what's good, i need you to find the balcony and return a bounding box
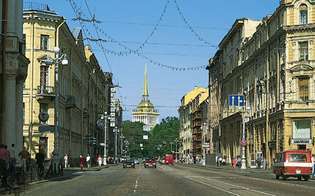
[36,86,55,102]
[66,96,76,109]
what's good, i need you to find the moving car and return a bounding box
[123,159,136,168]
[273,150,312,181]
[144,158,157,168]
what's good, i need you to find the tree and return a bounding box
[147,117,180,158]
[122,121,144,158]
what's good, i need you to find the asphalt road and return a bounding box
[17,164,315,196]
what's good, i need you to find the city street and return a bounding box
[19,164,315,196]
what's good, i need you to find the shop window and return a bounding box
[293,120,311,139]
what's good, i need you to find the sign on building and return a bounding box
[228,95,244,107]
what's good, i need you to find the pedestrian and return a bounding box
[0,144,10,188]
[35,148,45,178]
[86,154,91,168]
[97,155,102,167]
[8,144,16,178]
[79,154,84,171]
[64,154,68,168]
[18,147,30,173]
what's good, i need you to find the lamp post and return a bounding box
[101,112,109,166]
[40,47,68,174]
[241,91,247,170]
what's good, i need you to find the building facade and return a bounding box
[178,87,207,161]
[132,65,159,131]
[208,0,315,167]
[23,5,112,161]
[0,0,29,157]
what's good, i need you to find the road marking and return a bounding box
[199,176,276,196]
[186,176,240,196]
[133,175,140,193]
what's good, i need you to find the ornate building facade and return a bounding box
[132,66,159,131]
[208,0,315,167]
[23,4,112,160]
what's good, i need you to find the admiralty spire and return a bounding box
[132,65,159,131]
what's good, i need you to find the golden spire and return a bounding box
[143,64,149,97]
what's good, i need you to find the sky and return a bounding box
[28,0,280,120]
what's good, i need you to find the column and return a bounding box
[2,74,17,149]
[16,79,24,157]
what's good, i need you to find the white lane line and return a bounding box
[133,176,140,193]
[199,176,276,196]
[186,176,240,196]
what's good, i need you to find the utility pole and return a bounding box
[114,127,118,163]
[103,112,107,166]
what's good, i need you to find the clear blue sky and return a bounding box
[32,0,279,120]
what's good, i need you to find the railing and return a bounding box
[36,86,55,96]
[23,1,53,12]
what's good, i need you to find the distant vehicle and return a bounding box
[273,150,312,181]
[164,154,174,165]
[144,158,157,168]
[134,159,140,164]
[123,159,136,168]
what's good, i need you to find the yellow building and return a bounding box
[23,4,111,161]
[178,87,207,160]
[209,0,315,167]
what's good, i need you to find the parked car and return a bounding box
[123,159,136,168]
[273,150,312,181]
[134,159,140,165]
[144,158,157,168]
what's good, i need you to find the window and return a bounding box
[288,154,307,162]
[293,120,311,139]
[298,77,309,101]
[300,4,308,25]
[40,34,49,50]
[299,41,308,61]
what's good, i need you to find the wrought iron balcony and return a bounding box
[36,85,55,98]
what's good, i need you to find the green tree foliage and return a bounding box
[147,117,180,158]
[122,117,179,159]
[122,121,144,158]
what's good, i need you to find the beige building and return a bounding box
[178,87,207,160]
[209,0,315,167]
[23,5,111,161]
[0,0,29,157]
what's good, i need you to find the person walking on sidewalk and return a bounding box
[64,154,68,168]
[86,154,91,168]
[19,147,30,173]
[97,155,102,167]
[0,144,10,188]
[79,155,84,171]
[35,149,45,178]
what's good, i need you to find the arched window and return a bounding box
[299,4,308,25]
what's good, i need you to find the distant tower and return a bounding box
[132,65,159,131]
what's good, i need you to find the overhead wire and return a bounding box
[68,0,208,71]
[172,0,212,46]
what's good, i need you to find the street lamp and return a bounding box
[241,90,248,170]
[40,47,68,174]
[101,112,110,165]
